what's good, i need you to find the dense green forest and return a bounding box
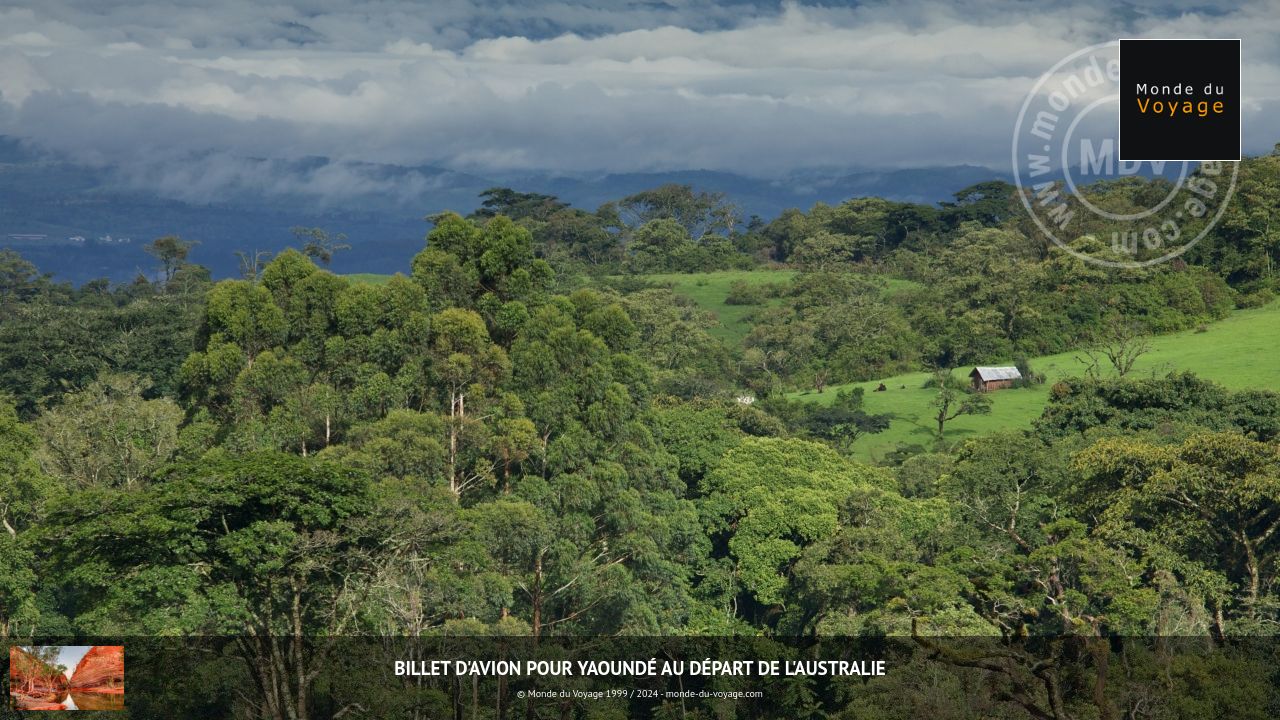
[4,152,1280,718]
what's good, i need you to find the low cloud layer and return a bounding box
[2,0,1279,201]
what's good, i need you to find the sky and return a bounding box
[49,645,90,680]
[1,0,1279,198]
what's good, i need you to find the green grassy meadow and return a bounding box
[638,270,795,343]
[348,270,804,342]
[351,268,919,344]
[792,300,1280,462]
[639,270,919,344]
[348,269,793,342]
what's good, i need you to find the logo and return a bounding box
[1012,41,1238,268]
[1119,39,1241,162]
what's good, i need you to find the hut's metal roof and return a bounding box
[970,366,1022,381]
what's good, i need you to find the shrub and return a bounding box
[1014,356,1045,387]
[1238,288,1276,309]
[725,280,768,306]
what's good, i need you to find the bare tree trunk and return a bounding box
[498,674,507,720]
[448,391,464,498]
[453,675,464,720]
[1089,638,1116,720]
[532,552,543,639]
[292,582,308,720]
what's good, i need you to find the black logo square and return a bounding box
[1119,39,1240,161]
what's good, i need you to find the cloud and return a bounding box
[111,152,465,207]
[0,48,52,104]
[1,0,1277,203]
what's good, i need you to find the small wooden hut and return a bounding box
[969,366,1022,392]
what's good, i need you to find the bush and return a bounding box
[1014,356,1045,387]
[1238,288,1276,309]
[599,276,664,293]
[725,280,768,306]
[920,371,969,390]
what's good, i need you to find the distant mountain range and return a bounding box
[0,136,1006,283]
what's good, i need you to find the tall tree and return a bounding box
[291,227,351,267]
[470,187,568,222]
[1078,432,1280,631]
[615,184,738,238]
[0,399,48,639]
[700,437,893,611]
[428,308,511,499]
[0,249,45,306]
[36,374,183,489]
[144,235,198,282]
[48,452,377,720]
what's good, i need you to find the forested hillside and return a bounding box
[4,152,1280,718]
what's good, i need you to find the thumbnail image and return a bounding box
[9,646,124,712]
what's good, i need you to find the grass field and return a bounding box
[639,270,796,343]
[347,269,793,342]
[351,268,914,345]
[352,270,805,342]
[346,268,795,341]
[791,300,1280,463]
[639,270,919,344]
